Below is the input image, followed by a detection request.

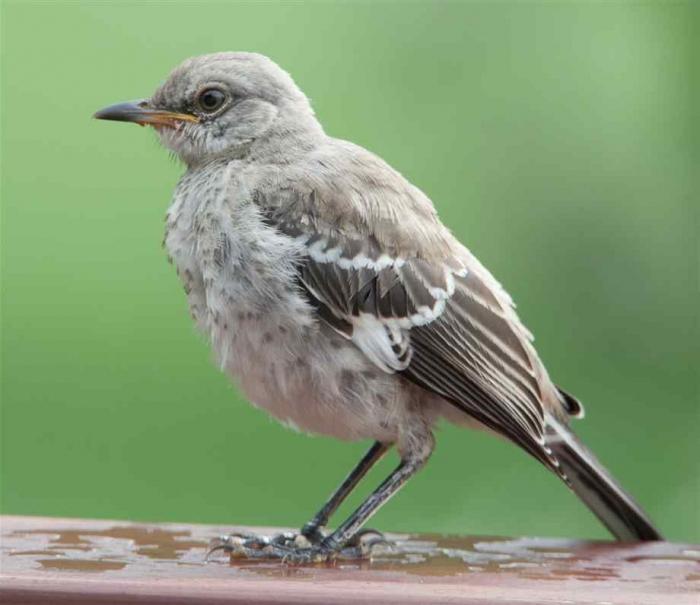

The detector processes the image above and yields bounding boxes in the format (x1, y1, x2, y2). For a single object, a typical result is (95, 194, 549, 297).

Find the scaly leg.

(297, 449, 431, 563)
(211, 433, 433, 564)
(208, 441, 389, 559)
(301, 440, 389, 543)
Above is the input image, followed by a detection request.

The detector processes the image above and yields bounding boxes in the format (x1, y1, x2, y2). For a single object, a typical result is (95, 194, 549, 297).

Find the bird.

(94, 52, 662, 563)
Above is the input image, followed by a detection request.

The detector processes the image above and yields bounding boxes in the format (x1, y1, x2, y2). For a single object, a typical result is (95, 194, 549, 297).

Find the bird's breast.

(160, 166, 416, 442)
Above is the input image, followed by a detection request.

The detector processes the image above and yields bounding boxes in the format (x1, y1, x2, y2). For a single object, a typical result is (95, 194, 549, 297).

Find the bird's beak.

(93, 99, 199, 127)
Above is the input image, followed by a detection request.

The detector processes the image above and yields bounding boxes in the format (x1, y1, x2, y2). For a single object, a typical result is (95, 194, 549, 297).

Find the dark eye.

(197, 88, 227, 113)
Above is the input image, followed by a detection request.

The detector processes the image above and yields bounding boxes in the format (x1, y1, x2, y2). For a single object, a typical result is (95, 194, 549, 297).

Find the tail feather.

(545, 415, 663, 541)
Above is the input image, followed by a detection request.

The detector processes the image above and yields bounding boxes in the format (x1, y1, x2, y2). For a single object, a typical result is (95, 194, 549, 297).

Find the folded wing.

(253, 144, 570, 471)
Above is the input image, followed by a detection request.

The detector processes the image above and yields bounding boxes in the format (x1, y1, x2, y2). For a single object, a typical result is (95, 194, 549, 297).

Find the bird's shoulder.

(246, 137, 530, 335)
(245, 137, 457, 263)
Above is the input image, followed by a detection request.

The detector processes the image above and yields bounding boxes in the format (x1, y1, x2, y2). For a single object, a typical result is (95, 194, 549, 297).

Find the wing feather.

(251, 146, 569, 470)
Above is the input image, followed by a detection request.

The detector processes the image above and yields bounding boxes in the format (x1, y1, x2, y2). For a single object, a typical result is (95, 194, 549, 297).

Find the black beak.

(93, 99, 198, 127)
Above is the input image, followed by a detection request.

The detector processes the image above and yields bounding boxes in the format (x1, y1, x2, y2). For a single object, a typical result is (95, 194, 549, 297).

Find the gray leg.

(208, 440, 389, 559)
(209, 434, 433, 563)
(279, 437, 433, 563)
(320, 453, 429, 554)
(302, 440, 389, 543)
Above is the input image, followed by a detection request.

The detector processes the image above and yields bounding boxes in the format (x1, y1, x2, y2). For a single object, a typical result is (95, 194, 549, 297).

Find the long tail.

(545, 415, 663, 541)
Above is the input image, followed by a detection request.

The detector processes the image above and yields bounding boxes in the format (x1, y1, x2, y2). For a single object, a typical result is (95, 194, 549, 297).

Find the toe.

(282, 546, 334, 565)
(346, 528, 391, 549)
(301, 524, 327, 545)
(270, 532, 312, 549)
(206, 532, 272, 560)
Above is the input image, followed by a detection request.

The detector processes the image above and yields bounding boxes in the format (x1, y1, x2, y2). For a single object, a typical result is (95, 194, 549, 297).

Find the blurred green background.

(1, 1, 697, 543)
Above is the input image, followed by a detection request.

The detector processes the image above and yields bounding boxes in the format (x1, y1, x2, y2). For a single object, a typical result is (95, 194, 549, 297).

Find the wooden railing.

(1, 515, 697, 604)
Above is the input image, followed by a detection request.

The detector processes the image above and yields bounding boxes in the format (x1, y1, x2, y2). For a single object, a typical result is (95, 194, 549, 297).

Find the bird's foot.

(207, 530, 309, 560)
(207, 528, 390, 564)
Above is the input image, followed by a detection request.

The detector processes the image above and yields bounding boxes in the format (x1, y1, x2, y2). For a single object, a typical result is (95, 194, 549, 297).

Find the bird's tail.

(545, 415, 663, 541)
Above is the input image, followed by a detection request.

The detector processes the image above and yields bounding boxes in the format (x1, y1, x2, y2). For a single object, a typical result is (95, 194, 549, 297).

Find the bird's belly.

(215, 312, 403, 443)
(164, 187, 412, 444)
(167, 247, 418, 443)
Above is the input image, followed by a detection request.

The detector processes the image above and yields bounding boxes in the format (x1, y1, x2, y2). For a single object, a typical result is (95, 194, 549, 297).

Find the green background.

(2, 1, 697, 543)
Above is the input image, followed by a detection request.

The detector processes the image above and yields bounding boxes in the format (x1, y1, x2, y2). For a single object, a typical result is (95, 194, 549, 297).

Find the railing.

(1, 515, 697, 604)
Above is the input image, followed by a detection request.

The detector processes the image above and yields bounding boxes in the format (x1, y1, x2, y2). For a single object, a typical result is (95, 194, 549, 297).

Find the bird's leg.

(283, 433, 433, 564)
(301, 440, 389, 543)
(207, 441, 389, 560)
(312, 455, 429, 560)
(209, 432, 433, 564)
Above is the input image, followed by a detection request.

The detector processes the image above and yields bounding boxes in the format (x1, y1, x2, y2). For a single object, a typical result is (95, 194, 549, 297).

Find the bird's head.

(94, 52, 320, 165)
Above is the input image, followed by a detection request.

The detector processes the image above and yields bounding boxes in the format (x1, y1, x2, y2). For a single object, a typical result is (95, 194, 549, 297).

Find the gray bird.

(95, 52, 662, 562)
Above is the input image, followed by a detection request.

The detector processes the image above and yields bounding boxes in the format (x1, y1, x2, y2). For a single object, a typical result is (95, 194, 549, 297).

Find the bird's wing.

(252, 142, 567, 468)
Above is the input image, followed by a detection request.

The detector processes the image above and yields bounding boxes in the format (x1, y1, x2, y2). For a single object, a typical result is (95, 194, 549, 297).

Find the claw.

(207, 532, 270, 561)
(357, 535, 391, 556)
(348, 528, 386, 543)
(206, 531, 312, 562)
(206, 534, 239, 560)
(207, 529, 390, 564)
(347, 528, 392, 550)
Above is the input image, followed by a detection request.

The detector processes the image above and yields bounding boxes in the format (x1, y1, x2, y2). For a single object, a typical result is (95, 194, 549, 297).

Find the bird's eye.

(196, 88, 227, 113)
